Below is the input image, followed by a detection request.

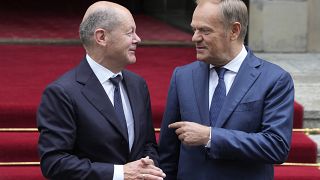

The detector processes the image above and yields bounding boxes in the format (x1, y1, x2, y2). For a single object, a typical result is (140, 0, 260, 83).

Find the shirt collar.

(86, 54, 122, 84)
(210, 45, 247, 73)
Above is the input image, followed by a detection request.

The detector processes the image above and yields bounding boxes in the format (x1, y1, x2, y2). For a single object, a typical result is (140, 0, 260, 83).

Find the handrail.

(280, 162, 320, 167)
(0, 162, 40, 166)
(0, 128, 38, 132)
(293, 128, 320, 135)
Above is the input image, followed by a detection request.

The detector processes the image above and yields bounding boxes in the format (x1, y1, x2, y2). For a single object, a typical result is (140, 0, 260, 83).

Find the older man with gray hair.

(159, 0, 294, 179)
(37, 1, 165, 180)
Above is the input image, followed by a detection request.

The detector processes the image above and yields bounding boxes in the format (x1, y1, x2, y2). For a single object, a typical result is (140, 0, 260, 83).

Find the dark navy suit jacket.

(37, 59, 158, 179)
(159, 48, 294, 180)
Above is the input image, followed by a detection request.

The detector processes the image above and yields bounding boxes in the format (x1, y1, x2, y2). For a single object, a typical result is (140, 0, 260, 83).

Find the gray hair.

(79, 9, 121, 48)
(196, 0, 248, 41)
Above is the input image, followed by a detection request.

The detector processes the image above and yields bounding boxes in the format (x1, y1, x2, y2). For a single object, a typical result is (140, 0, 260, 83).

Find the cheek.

(205, 39, 217, 53)
(204, 36, 216, 46)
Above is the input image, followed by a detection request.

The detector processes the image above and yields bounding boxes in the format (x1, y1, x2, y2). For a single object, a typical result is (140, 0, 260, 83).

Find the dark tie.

(109, 75, 128, 137)
(209, 68, 227, 126)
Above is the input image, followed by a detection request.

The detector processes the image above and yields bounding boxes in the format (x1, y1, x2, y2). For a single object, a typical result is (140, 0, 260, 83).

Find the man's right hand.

(124, 157, 166, 180)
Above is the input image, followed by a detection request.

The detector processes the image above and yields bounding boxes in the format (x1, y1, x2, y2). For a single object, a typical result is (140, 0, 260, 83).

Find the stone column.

(308, 0, 320, 52)
(249, 0, 308, 52)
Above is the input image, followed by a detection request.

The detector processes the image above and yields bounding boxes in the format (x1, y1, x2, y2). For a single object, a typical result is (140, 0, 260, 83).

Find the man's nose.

(134, 33, 141, 43)
(192, 31, 202, 42)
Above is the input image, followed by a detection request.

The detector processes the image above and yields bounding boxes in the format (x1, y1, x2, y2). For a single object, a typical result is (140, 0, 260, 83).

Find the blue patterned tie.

(209, 68, 227, 126)
(109, 75, 128, 137)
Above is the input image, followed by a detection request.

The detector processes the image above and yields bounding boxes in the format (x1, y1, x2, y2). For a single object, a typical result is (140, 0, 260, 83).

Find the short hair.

(79, 9, 121, 48)
(196, 0, 248, 41)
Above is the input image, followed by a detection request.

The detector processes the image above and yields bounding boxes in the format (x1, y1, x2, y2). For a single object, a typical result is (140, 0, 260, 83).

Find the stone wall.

(249, 0, 320, 53)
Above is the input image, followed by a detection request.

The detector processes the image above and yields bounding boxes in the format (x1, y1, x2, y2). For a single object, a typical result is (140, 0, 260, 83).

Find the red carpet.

(287, 132, 317, 163)
(274, 166, 320, 180)
(293, 102, 304, 128)
(0, 132, 39, 162)
(0, 166, 44, 180)
(0, 12, 191, 41)
(0, 45, 195, 128)
(0, 45, 84, 127)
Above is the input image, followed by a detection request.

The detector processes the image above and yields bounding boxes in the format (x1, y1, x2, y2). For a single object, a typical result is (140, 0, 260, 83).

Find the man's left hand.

(169, 121, 210, 146)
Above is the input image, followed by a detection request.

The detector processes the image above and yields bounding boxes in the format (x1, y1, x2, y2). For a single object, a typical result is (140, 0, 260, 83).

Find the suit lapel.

(122, 70, 140, 151)
(76, 59, 129, 142)
(215, 50, 262, 127)
(193, 62, 210, 126)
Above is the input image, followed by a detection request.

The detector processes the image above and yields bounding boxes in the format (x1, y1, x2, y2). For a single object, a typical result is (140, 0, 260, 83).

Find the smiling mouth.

(196, 47, 206, 51)
(128, 50, 136, 55)
(129, 46, 137, 51)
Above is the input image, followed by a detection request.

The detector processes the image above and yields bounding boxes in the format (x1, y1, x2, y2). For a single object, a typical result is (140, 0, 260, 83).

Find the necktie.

(209, 68, 227, 126)
(109, 75, 128, 138)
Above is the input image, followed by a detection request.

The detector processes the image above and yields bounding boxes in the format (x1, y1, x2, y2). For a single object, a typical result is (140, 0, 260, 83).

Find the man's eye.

(192, 28, 211, 35)
(201, 29, 211, 35)
(203, 31, 210, 35)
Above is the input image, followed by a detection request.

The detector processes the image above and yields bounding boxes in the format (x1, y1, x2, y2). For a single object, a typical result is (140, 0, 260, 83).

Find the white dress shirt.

(86, 54, 134, 180)
(207, 45, 247, 148)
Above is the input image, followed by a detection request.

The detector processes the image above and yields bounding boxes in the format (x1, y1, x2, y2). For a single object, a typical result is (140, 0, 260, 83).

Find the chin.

(127, 57, 136, 64)
(196, 54, 206, 61)
(197, 56, 211, 64)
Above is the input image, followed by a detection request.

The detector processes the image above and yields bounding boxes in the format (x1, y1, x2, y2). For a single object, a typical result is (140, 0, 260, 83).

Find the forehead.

(191, 2, 222, 27)
(120, 12, 136, 27)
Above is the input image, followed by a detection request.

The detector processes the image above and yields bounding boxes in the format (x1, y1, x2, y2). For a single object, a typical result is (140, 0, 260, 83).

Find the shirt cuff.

(113, 165, 124, 180)
(205, 127, 212, 148)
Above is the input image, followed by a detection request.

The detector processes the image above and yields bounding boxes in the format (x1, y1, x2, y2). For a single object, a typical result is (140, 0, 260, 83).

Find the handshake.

(124, 156, 166, 180)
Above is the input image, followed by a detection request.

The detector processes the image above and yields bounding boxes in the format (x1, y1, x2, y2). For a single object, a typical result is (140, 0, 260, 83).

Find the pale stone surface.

(248, 0, 263, 52)
(263, 0, 307, 52)
(308, 0, 320, 52)
(249, 0, 309, 52)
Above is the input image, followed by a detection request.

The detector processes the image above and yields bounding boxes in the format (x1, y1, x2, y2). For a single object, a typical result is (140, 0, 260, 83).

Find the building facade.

(145, 0, 320, 53)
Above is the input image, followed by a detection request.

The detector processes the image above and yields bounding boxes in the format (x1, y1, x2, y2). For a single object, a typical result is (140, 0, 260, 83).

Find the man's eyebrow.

(191, 25, 212, 30)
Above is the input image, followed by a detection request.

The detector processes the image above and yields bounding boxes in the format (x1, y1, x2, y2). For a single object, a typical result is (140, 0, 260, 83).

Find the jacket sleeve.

(159, 68, 181, 179)
(142, 81, 160, 166)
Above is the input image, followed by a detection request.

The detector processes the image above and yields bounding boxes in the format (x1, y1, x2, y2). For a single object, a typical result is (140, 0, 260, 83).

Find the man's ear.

(94, 28, 108, 46)
(230, 22, 241, 41)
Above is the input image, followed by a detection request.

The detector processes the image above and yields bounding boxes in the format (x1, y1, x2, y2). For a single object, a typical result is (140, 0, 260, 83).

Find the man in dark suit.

(37, 1, 166, 180)
(159, 0, 294, 179)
